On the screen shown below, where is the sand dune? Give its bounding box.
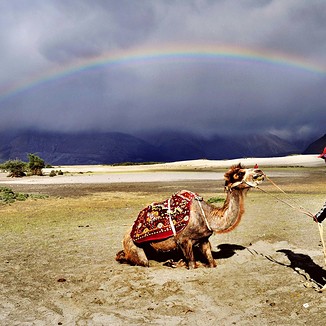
[0,154,324,185]
[47,154,324,172]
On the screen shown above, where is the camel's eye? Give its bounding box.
[233,173,241,180]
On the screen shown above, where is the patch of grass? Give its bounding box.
[0,186,48,204]
[207,196,225,204]
[0,186,27,204]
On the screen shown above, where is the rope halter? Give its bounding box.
[226,168,265,191]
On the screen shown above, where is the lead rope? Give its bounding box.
[264,175,316,219]
[256,175,326,277]
[318,223,326,265]
[317,223,326,292]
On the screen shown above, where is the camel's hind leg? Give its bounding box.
[177,239,197,269]
[115,230,149,267]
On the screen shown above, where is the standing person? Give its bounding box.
[318,147,326,163]
[315,202,326,223]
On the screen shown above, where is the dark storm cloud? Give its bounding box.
[0,0,325,140]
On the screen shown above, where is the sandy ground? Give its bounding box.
[0,155,326,325]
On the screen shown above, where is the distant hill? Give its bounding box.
[0,131,164,165]
[303,134,326,154]
[0,129,319,165]
[136,131,301,161]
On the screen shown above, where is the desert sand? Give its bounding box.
[0,154,323,185]
[0,155,325,325]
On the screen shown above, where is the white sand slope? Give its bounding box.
[0,154,324,185]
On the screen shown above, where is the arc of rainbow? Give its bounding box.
[1,44,325,102]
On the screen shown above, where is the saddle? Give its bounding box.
[130,191,202,244]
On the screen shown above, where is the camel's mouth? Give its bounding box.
[241,169,265,188]
[251,169,265,185]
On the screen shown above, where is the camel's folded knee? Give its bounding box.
[115,249,149,267]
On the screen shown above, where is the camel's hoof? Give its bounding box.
[207,262,217,268]
[163,259,187,268]
[163,259,177,268]
[187,261,198,269]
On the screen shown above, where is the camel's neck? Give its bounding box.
[207,189,247,233]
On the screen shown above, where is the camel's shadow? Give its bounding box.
[144,243,246,265]
[212,243,246,260]
[268,249,326,289]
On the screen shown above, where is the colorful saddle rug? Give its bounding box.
[130,191,201,244]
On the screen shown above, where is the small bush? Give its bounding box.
[0,159,27,177]
[0,187,16,203]
[0,186,28,204]
[15,193,29,201]
[0,186,47,204]
[49,170,56,177]
[28,153,45,176]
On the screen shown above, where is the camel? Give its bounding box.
[116,164,264,268]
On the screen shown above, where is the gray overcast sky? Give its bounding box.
[0,0,325,140]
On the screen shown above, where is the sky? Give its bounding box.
[0,0,325,141]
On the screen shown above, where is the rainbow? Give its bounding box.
[1,44,325,101]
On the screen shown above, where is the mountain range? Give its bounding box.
[0,130,324,165]
[303,133,326,154]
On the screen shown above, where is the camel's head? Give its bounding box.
[224,163,264,191]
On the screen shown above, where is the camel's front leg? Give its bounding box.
[178,239,196,269]
[199,240,217,268]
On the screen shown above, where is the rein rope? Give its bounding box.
[197,199,212,231]
[257,176,316,220]
[256,174,326,270]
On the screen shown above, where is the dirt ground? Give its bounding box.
[0,166,326,325]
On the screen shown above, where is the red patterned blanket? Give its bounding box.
[130,191,201,244]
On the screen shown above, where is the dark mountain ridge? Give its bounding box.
[0,129,323,165]
[303,134,326,154]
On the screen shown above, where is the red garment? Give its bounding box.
[318,147,326,158]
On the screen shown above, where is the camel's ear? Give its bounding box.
[224,170,231,182]
[224,173,231,188]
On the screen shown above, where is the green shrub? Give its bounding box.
[0,187,28,204]
[0,187,16,203]
[28,153,45,176]
[0,186,47,204]
[0,160,27,177]
[49,170,56,177]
